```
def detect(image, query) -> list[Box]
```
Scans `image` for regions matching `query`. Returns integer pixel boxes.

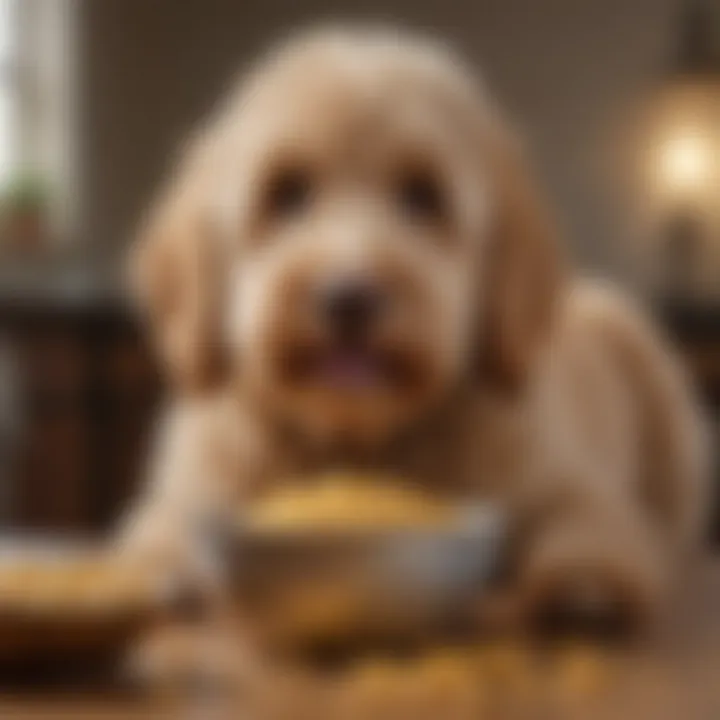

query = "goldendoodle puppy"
[124,27,709,637]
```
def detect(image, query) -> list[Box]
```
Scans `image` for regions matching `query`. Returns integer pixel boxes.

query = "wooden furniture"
[659,300,720,541]
[0,559,717,718]
[0,261,159,534]
[660,300,720,413]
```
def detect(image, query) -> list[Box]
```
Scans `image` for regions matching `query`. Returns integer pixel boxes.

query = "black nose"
[320,279,385,337]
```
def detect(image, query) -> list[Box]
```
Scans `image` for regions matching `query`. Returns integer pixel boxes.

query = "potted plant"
[0,174,51,253]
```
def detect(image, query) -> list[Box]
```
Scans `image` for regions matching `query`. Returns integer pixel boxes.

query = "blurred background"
[0,0,717,536]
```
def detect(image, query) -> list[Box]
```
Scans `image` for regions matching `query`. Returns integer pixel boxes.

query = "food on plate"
[0,550,159,617]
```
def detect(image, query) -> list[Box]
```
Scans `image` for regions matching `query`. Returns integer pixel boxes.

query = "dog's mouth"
[281,341,423,393]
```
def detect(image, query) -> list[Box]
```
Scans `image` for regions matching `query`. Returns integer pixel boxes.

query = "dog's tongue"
[322,350,381,388]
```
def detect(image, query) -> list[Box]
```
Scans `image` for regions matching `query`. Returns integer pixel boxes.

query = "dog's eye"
[264,167,313,219]
[396,170,446,223]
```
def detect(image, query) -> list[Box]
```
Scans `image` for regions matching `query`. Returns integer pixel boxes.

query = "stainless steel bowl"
[220,505,507,649]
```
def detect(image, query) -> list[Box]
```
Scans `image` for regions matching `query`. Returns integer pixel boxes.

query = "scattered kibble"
[270,644,616,720]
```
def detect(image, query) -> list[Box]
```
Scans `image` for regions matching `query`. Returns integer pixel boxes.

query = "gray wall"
[76,0,684,271]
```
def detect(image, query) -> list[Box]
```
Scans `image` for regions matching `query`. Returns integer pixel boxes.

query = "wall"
[76,0,685,274]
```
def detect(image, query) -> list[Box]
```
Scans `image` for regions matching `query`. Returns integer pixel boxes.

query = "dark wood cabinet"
[660,301,720,413]
[659,301,720,543]
[0,281,160,534]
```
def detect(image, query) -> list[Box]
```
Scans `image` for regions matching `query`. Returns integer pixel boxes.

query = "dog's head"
[132,28,564,446]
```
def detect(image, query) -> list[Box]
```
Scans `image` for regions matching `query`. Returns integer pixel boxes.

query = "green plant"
[1,174,50,214]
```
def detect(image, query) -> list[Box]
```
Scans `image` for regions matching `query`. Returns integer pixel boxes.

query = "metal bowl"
[219,505,507,649]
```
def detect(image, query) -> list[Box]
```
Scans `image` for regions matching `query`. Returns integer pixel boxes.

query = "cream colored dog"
[124,27,709,636]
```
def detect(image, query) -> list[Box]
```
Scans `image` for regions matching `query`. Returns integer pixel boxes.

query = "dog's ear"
[479,132,566,391]
[129,140,226,394]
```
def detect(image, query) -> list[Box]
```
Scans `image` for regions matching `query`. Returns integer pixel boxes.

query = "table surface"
[0,558,719,719]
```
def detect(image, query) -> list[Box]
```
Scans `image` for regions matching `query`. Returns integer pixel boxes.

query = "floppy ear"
[129,144,226,394]
[480,132,566,391]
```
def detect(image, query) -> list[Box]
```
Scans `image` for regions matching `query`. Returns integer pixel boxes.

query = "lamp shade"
[632,1,720,297]
[641,1,720,210]
[646,79,720,208]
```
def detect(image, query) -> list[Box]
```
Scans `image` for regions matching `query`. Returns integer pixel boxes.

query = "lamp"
[647,0,720,297]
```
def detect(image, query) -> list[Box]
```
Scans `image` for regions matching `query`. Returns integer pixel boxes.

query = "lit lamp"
[647,0,720,298]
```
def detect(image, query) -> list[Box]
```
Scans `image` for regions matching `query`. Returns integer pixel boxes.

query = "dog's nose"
[320,278,385,336]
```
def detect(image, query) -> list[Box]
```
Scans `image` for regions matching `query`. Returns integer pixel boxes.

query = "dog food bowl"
[0,538,170,682]
[219,478,508,651]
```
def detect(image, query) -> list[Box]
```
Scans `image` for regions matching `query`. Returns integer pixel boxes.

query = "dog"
[123,26,709,638]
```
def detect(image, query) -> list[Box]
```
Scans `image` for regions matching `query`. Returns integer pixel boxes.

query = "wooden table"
[1,559,719,719]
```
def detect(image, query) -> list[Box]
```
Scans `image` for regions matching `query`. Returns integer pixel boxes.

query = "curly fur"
[124,27,710,635]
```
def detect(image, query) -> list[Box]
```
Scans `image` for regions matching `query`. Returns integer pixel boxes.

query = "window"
[0,0,75,237]
[0,0,18,183]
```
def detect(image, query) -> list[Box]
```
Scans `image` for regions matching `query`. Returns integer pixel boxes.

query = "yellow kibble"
[416,649,476,685]
[338,650,487,720]
[247,475,453,532]
[341,660,408,720]
[473,641,543,712]
[478,641,531,681]
[0,554,152,616]
[0,565,36,604]
[552,644,610,701]
[416,651,486,719]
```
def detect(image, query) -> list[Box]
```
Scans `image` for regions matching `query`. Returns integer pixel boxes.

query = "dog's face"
[133,30,562,446]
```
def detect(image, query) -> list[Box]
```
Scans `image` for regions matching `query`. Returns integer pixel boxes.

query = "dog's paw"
[524,569,647,641]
